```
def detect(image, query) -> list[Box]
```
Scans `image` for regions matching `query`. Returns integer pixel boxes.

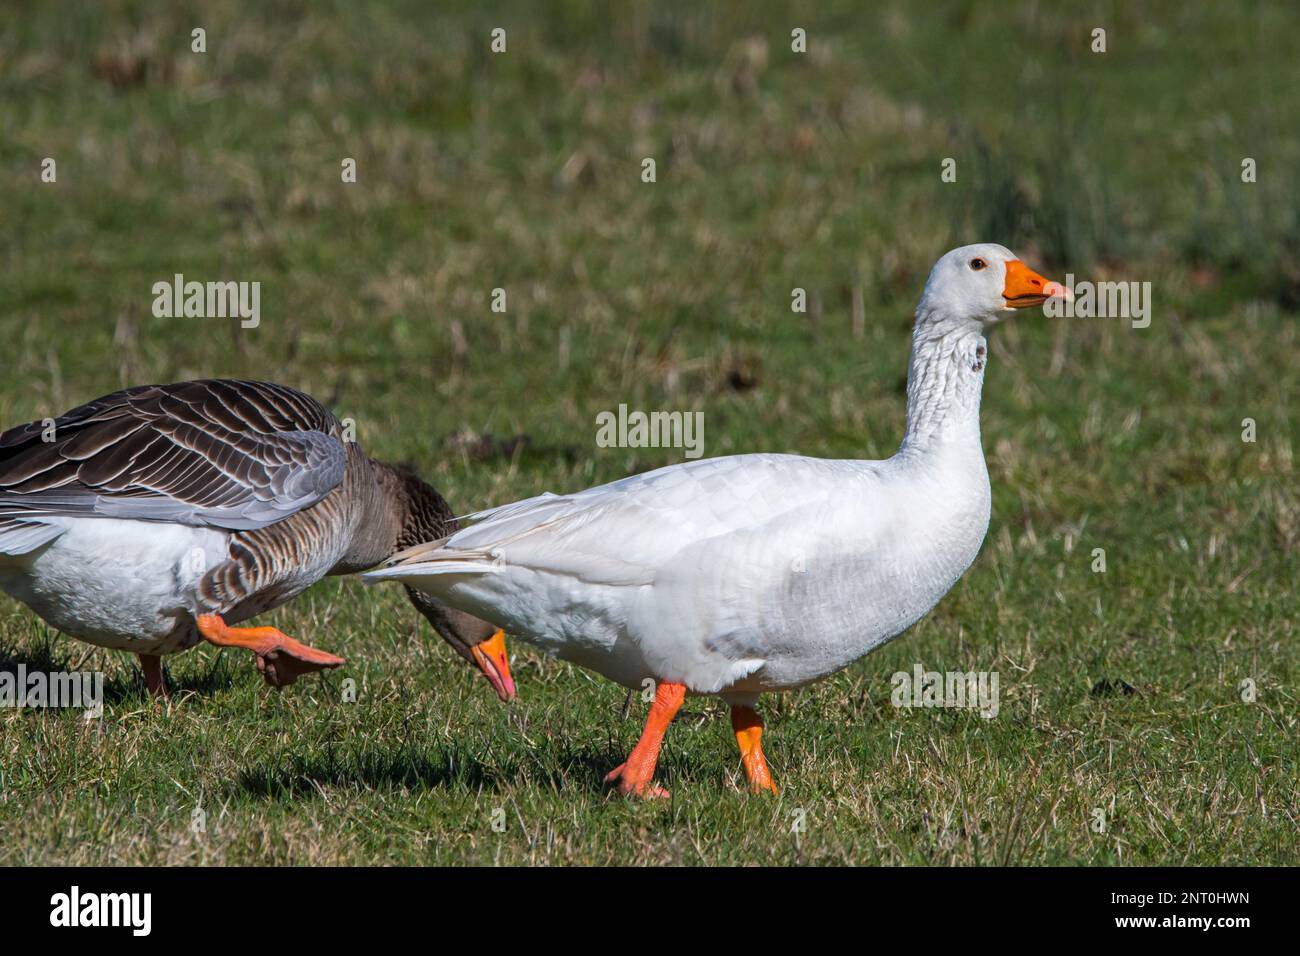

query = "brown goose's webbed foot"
[195,614,346,687]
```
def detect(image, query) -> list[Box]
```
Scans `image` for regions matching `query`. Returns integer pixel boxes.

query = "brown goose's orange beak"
[470,629,516,702]
[1003,259,1071,308]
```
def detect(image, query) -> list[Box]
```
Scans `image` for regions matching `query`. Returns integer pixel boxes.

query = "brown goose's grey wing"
[0,380,346,554]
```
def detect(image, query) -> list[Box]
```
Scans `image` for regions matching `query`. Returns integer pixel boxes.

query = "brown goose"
[0,379,515,700]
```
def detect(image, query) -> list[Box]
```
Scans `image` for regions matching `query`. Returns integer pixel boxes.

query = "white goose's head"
[917,243,1070,329]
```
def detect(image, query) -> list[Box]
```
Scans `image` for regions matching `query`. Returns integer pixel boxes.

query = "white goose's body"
[369,244,1067,795]
[397,444,989,697]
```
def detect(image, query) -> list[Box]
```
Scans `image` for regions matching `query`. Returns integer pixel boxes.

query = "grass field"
[0,1,1297,865]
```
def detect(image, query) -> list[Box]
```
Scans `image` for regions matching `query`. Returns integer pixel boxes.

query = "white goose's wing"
[387,453,849,585]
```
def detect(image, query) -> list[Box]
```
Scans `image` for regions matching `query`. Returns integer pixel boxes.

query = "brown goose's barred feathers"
[0,380,346,538]
[0,378,504,671]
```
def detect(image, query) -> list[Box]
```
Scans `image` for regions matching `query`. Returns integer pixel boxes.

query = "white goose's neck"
[897,304,988,456]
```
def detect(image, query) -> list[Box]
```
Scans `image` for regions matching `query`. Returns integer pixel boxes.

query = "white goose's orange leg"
[605,681,686,799]
[731,704,778,794]
[138,653,167,698]
[195,614,345,687]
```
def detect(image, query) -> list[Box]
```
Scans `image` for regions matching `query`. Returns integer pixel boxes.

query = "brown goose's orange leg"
[195,614,345,687]
[138,653,167,698]
[605,681,686,799]
[731,705,778,794]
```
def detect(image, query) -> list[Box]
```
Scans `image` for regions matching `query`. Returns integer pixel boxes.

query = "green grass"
[0,0,1296,865]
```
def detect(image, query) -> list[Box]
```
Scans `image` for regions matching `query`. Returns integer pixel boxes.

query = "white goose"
[366,244,1069,796]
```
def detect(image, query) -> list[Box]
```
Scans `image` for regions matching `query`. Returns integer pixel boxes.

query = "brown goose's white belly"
[0,517,230,654]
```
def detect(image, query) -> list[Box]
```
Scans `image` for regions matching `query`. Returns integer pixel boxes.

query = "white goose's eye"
[969,257,988,271]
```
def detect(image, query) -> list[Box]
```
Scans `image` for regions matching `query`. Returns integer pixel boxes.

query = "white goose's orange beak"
[470,629,516,702]
[1003,259,1071,308]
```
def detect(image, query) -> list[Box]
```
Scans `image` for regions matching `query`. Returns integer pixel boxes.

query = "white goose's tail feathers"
[365,489,585,586]
[362,536,503,585]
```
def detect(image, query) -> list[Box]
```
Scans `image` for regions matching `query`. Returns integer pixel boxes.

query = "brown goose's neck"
[340,455,502,655]
[336,453,457,572]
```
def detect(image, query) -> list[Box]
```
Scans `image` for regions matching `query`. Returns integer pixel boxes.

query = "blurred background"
[0,1,1296,864]
[3,1,1297,493]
